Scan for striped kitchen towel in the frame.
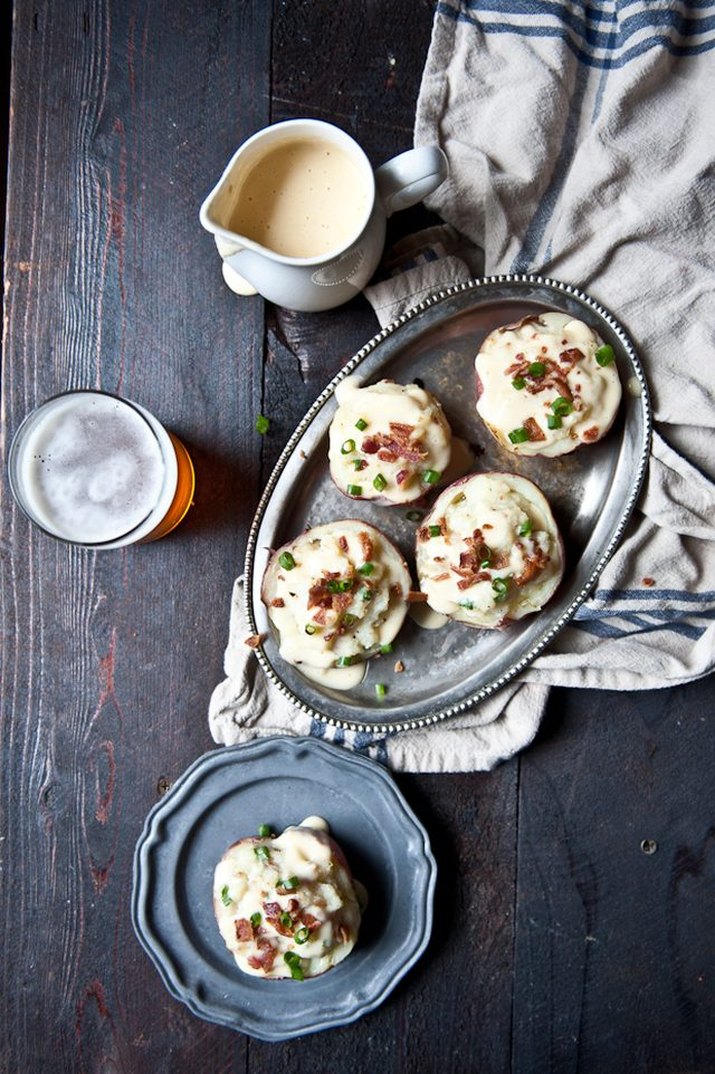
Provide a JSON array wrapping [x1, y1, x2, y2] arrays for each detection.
[[209, 1, 714, 771]]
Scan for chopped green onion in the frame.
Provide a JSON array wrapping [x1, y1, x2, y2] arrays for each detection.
[[347, 483, 362, 496], [547, 414, 562, 430], [528, 361, 546, 378], [284, 951, 304, 980], [459, 599, 475, 610], [422, 469, 441, 485], [250, 912, 261, 928], [343, 613, 357, 627], [492, 577, 510, 602], [254, 845, 271, 861], [355, 418, 368, 431], [552, 396, 573, 416], [428, 524, 442, 538], [294, 926, 310, 945], [282, 875, 299, 890], [353, 459, 365, 470], [375, 683, 387, 699], [279, 551, 296, 570], [279, 911, 293, 928], [406, 510, 424, 522], [220, 885, 232, 906], [358, 562, 374, 576], [255, 414, 270, 435], [304, 623, 317, 635], [595, 343, 615, 366], [327, 578, 353, 593], [508, 427, 529, 444], [379, 643, 393, 654], [373, 473, 387, 492], [518, 519, 532, 538], [341, 438, 356, 454], [511, 376, 526, 390], [480, 558, 491, 569], [360, 587, 373, 602], [452, 492, 466, 505], [336, 655, 354, 667], [257, 823, 272, 837]]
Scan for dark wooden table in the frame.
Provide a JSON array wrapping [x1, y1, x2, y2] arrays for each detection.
[[2, 3, 714, 1072]]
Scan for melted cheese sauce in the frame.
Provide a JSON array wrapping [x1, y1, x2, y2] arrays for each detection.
[[415, 473, 563, 628], [214, 817, 363, 979], [475, 312, 622, 457], [329, 377, 452, 504], [262, 520, 412, 671]]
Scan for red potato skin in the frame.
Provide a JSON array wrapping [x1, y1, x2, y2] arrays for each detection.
[[415, 471, 566, 629]]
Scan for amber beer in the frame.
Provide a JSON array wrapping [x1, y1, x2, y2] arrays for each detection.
[[8, 391, 195, 548]]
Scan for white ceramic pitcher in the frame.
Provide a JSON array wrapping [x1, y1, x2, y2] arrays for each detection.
[[199, 119, 448, 312]]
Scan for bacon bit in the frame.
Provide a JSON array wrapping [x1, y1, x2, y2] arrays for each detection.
[[642, 577, 656, 587], [433, 572, 450, 582], [338, 535, 349, 553], [582, 425, 600, 442], [263, 902, 294, 937], [358, 531, 373, 560], [514, 546, 550, 587], [353, 458, 367, 471], [263, 901, 281, 919], [394, 660, 405, 673], [396, 469, 408, 485], [361, 422, 426, 463], [490, 550, 510, 570], [559, 347, 584, 366], [288, 898, 300, 913], [312, 607, 328, 626], [456, 572, 491, 591], [499, 314, 542, 332], [417, 526, 430, 542], [247, 937, 277, 972], [407, 590, 428, 603], [482, 523, 493, 529], [270, 597, 285, 608], [235, 918, 254, 942], [523, 417, 546, 441], [307, 578, 354, 618], [244, 633, 267, 649], [391, 583, 404, 599]]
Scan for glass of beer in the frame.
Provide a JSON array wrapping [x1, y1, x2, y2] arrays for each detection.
[[7, 390, 195, 549]]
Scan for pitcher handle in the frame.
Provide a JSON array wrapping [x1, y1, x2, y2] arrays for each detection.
[[375, 145, 449, 218]]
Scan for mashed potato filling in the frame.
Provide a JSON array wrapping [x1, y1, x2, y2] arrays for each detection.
[[475, 311, 622, 457], [415, 473, 563, 628], [214, 817, 363, 980], [262, 520, 411, 671], [329, 377, 452, 503]]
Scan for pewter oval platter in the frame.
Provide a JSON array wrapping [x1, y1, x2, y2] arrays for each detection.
[[244, 275, 651, 733]]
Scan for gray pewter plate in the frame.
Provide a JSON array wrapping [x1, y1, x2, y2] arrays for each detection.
[[245, 275, 651, 733], [131, 736, 436, 1041]]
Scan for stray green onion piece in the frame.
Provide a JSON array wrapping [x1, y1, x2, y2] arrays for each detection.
[[279, 551, 296, 571], [327, 578, 353, 593], [360, 587, 373, 602], [428, 524, 442, 538], [341, 438, 356, 454], [294, 926, 310, 945], [358, 562, 374, 576], [284, 875, 299, 890], [518, 519, 532, 537], [552, 396, 573, 416], [459, 599, 475, 610], [343, 613, 357, 627], [422, 469, 441, 485], [452, 492, 466, 505], [336, 655, 354, 668], [492, 577, 510, 602], [284, 951, 304, 981], [511, 376, 526, 390], [254, 845, 271, 861], [220, 885, 232, 906], [279, 911, 293, 928], [255, 414, 270, 435], [547, 414, 562, 430], [257, 823, 272, 837], [347, 483, 363, 497], [355, 418, 368, 431], [528, 361, 546, 378], [304, 623, 317, 635], [595, 343, 615, 367], [373, 473, 387, 492], [250, 912, 262, 928], [508, 427, 529, 444], [375, 683, 387, 699], [379, 643, 393, 654]]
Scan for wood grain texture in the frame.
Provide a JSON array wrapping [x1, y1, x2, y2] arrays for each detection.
[[2, 2, 714, 1073]]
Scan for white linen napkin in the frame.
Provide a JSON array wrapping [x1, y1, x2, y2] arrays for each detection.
[[209, 1, 715, 771]]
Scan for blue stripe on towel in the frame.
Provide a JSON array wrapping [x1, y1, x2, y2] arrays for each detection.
[[592, 587, 715, 604], [574, 616, 708, 641]]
